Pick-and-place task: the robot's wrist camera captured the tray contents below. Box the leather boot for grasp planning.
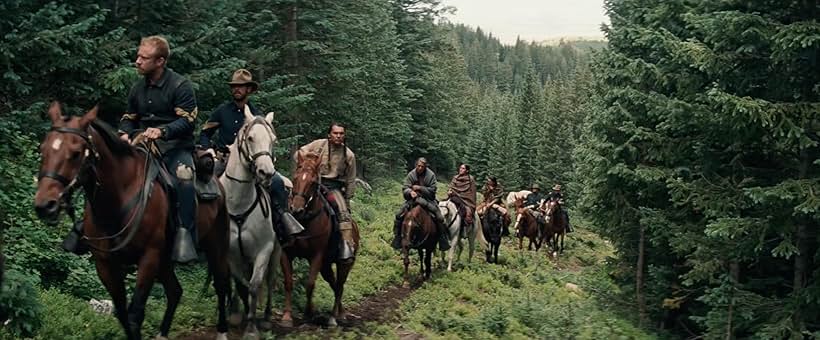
[391,217,402,250]
[436,218,451,251]
[61,220,89,255]
[338,222,355,261]
[172,227,198,263]
[274,207,306,246]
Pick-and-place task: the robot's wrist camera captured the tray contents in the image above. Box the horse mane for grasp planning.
[89,120,136,156]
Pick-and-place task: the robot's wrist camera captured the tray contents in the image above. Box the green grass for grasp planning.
[2,180,657,339]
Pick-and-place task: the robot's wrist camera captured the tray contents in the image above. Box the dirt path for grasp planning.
[179,283,417,339]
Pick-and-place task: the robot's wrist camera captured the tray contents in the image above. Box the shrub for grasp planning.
[0,269,43,338]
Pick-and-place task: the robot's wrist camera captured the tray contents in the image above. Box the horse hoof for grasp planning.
[259,319,273,331]
[216,332,228,340]
[229,313,243,327]
[327,316,338,328]
[242,324,259,340]
[280,318,294,328]
[402,281,410,288]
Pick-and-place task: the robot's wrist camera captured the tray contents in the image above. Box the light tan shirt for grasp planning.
[298,138,357,198]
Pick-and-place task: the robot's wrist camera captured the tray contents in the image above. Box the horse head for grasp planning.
[290,151,320,214]
[34,101,98,224]
[233,110,277,186]
[544,199,561,223]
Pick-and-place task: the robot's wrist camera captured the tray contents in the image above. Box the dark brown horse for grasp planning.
[540,199,566,257]
[513,197,542,251]
[33,103,230,340]
[480,205,504,263]
[282,151,360,327]
[401,204,438,287]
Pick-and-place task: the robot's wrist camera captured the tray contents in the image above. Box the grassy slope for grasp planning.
[7,180,655,339]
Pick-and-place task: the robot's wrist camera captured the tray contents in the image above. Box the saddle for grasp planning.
[193,149,221,201]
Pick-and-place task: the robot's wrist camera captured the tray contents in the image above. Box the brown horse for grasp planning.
[513,197,542,251]
[540,199,566,257]
[283,151,360,327]
[401,204,438,287]
[33,103,230,340]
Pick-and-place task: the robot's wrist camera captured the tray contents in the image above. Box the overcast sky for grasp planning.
[441,0,609,44]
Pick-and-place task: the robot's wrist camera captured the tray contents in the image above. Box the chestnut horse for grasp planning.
[283,151,360,327]
[401,204,438,286]
[33,103,230,340]
[513,197,542,251]
[540,199,566,257]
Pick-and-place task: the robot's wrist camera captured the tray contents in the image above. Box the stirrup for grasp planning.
[172,228,198,263]
[338,240,356,260]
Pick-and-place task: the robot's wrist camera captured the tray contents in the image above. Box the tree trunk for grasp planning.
[726,261,739,340]
[636,223,647,326]
[284,4,299,71]
[791,149,810,332]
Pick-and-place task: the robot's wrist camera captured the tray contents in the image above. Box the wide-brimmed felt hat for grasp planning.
[530,183,541,190]
[553,184,562,191]
[227,69,259,90]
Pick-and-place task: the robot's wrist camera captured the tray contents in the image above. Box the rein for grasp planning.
[223,117,276,183]
[41,125,154,253]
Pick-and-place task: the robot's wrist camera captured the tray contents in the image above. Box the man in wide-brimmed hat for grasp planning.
[199,68,305,245]
[200,69,260,159]
[524,183,546,210]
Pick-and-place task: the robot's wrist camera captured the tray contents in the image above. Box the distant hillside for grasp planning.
[540,37,608,51]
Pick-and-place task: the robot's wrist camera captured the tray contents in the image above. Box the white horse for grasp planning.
[219,107,280,339]
[439,200,486,272]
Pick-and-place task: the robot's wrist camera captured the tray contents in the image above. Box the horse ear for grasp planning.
[265,112,274,125]
[80,105,99,126]
[243,105,254,123]
[47,101,63,124]
[295,150,303,163]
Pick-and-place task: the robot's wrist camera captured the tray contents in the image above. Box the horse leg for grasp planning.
[447,242,455,272]
[402,248,411,288]
[320,263,340,327]
[230,277,249,326]
[304,254,323,321]
[95,260,131,339]
[418,248,426,280]
[335,261,354,321]
[204,241,231,338]
[280,256,295,327]
[128,250,161,340]
[245,244,274,338]
[260,258,278,331]
[155,262,182,339]
[467,225,475,263]
[424,247,433,279]
[560,232,565,254]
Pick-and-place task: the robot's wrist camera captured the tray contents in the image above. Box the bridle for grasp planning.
[290,162,323,221]
[38,126,100,221]
[224,117,276,183]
